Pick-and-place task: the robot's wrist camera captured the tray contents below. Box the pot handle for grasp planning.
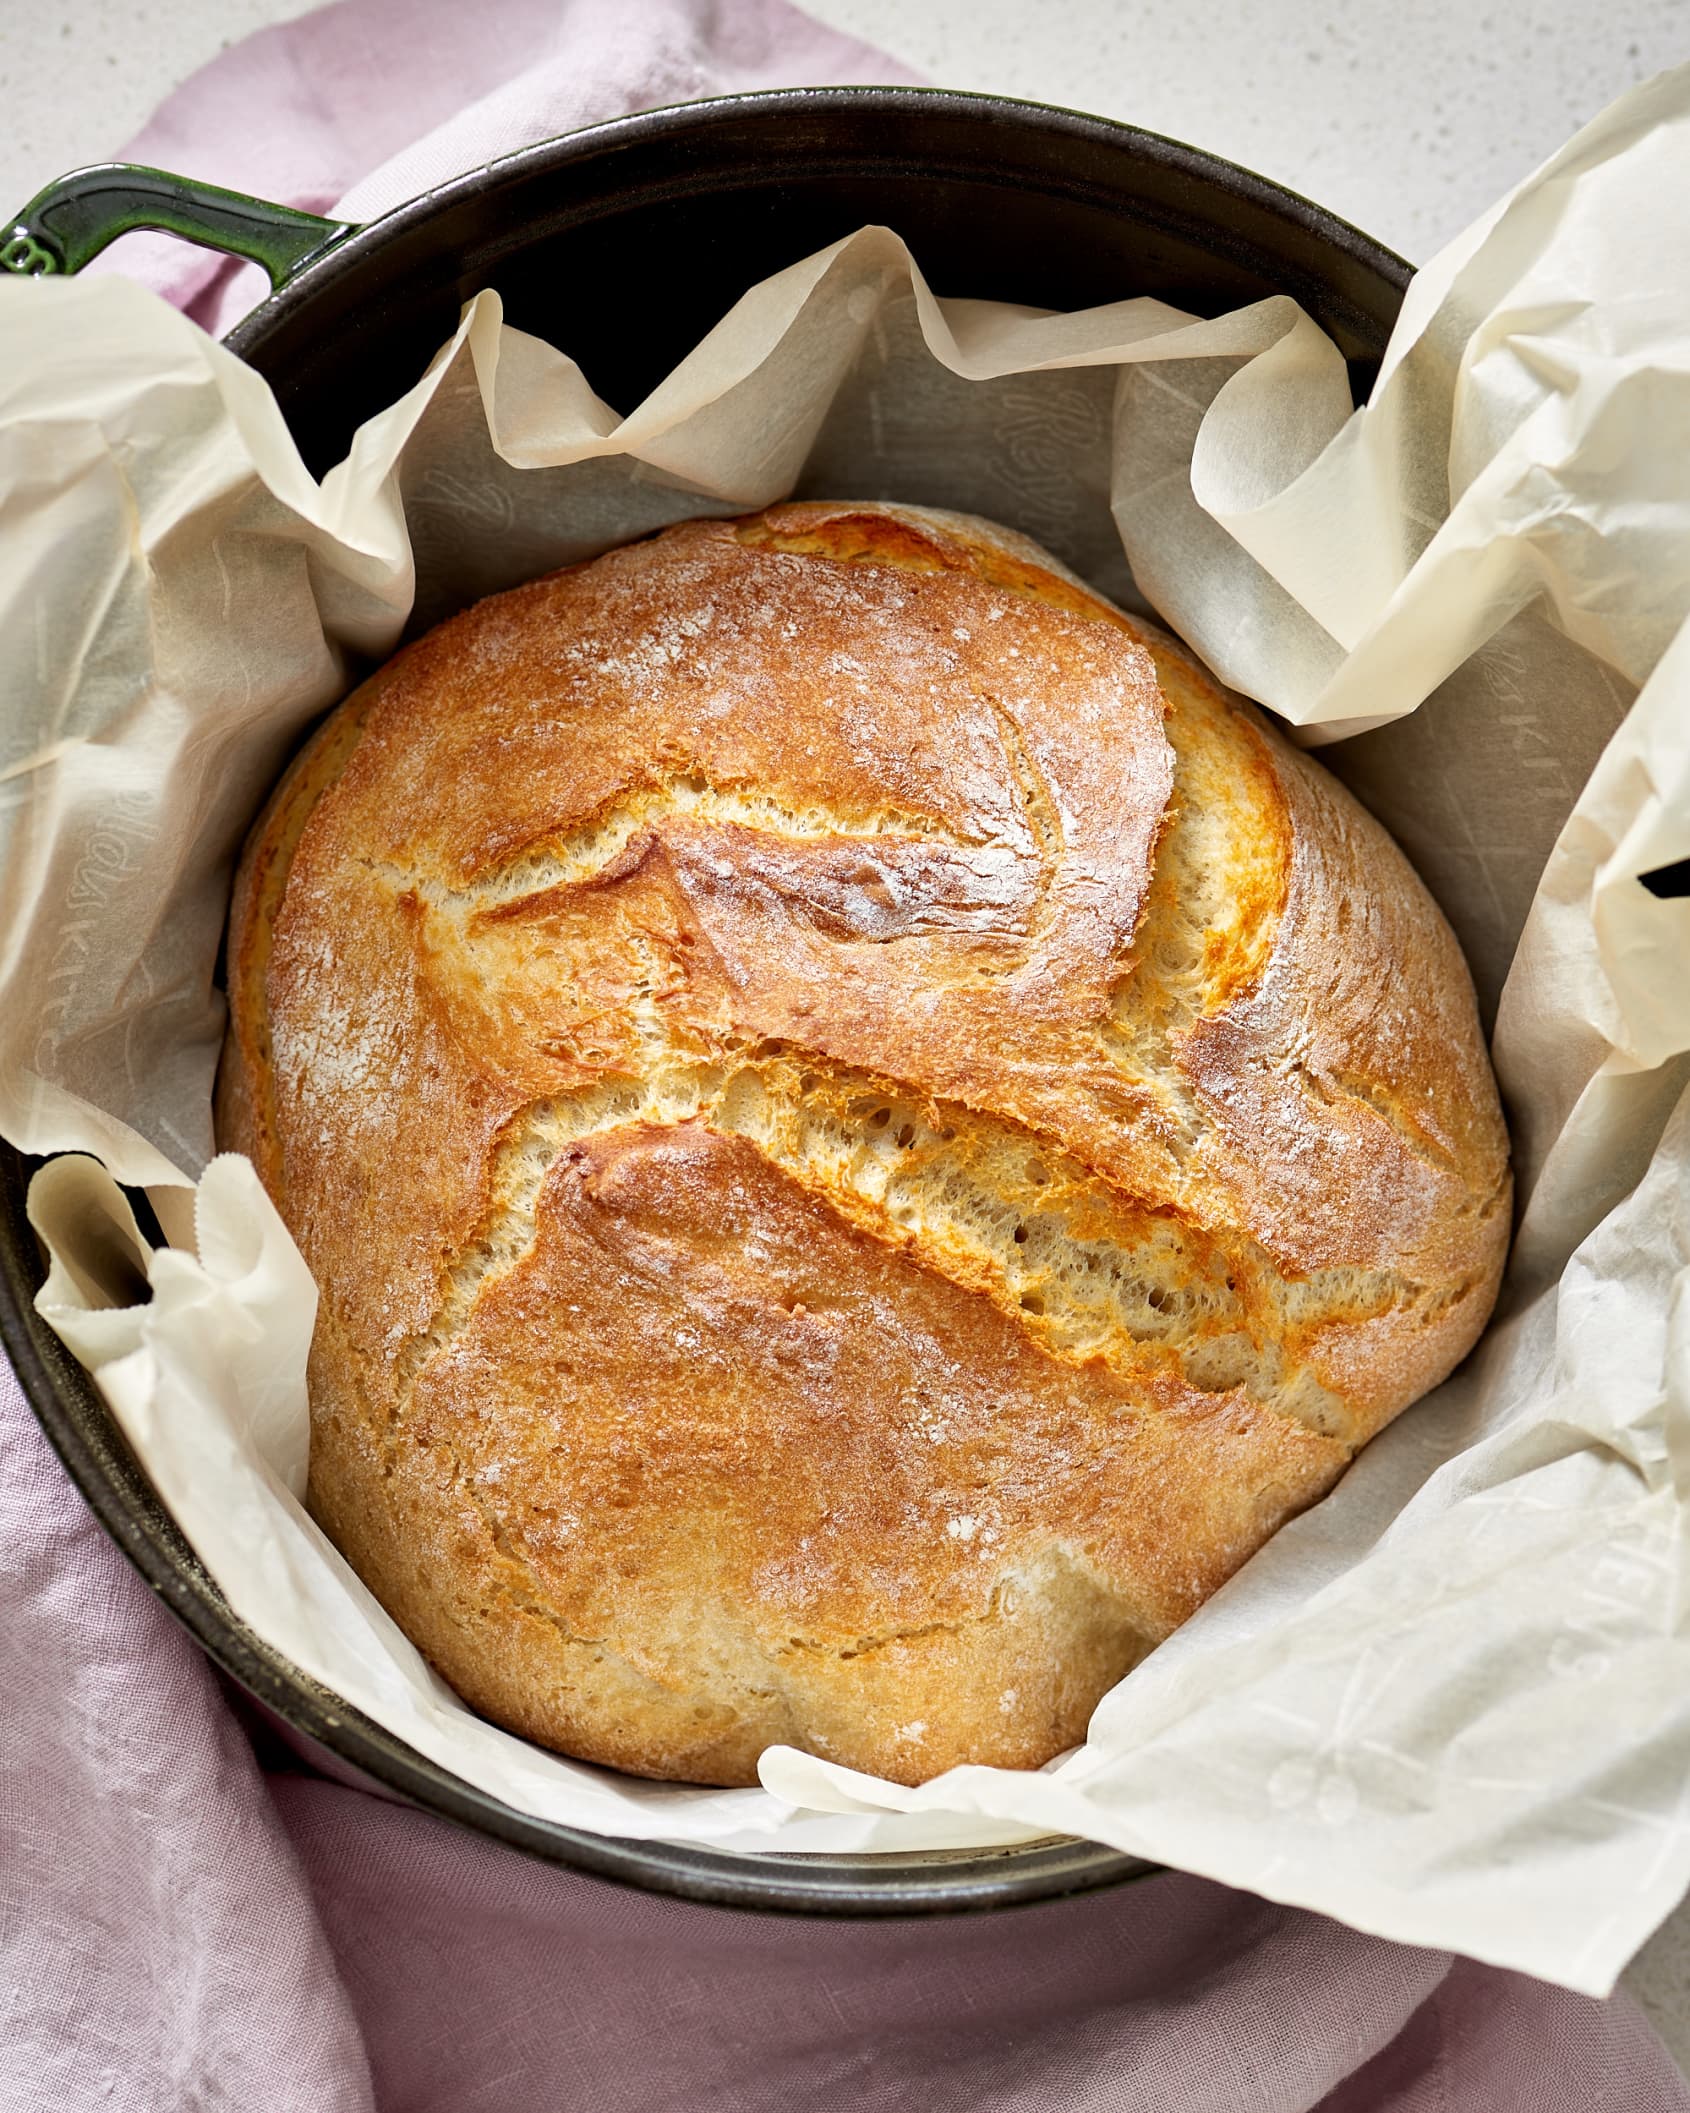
[1,163,356,287]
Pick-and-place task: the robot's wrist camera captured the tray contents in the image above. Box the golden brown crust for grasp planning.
[220,500,1511,1786]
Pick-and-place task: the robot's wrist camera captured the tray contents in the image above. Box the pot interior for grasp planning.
[229,89,1407,476]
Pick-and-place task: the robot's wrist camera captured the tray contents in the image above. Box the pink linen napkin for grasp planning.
[4,3,1687,2106]
[6,1356,1686,2113]
[90,0,924,334]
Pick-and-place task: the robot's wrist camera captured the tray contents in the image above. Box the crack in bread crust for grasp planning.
[392,1037,1424,1454]
[429,769,974,912]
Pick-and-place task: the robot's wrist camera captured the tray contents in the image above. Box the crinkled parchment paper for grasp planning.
[5,68,1690,1992]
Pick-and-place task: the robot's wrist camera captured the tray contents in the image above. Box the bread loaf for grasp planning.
[217,501,1511,1787]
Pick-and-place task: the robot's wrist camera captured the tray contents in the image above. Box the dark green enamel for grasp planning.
[1,162,355,285]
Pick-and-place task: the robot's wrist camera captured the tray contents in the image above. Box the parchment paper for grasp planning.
[4,67,1690,1991]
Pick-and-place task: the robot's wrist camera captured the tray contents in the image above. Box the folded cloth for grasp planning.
[6,1,1688,2105]
[89,0,924,333]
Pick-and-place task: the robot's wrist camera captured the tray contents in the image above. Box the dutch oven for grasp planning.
[0,86,1410,1914]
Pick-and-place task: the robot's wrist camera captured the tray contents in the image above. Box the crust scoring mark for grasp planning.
[389,1016,1445,1463]
[429,769,978,914]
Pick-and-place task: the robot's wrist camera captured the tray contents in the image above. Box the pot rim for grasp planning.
[226,84,1411,366]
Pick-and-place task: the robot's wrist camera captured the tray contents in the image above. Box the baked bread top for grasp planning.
[218,501,1511,1787]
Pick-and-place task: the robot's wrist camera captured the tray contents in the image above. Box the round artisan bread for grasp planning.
[217,501,1511,1788]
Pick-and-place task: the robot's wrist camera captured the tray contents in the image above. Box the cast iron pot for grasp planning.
[0,87,1411,1915]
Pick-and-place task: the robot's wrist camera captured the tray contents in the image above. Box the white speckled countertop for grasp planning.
[3,0,1682,260]
[4,0,1688,2069]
